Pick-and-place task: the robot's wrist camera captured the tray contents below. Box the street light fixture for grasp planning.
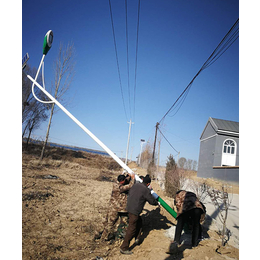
[139,139,145,166]
[43,30,53,55]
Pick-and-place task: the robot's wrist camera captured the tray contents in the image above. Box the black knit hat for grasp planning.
[143,175,151,184]
[117,174,126,182]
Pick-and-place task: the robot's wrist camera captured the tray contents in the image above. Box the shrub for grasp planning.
[165,155,184,198]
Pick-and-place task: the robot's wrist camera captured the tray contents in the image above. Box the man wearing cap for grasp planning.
[96,173,135,241]
[120,175,159,255]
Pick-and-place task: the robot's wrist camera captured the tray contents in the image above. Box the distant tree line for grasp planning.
[178,156,198,171]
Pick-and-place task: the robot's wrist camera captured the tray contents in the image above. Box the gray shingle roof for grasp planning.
[210,117,239,133]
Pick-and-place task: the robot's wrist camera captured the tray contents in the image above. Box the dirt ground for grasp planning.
[22,143,239,259]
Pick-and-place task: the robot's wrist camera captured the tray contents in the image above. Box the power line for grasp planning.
[158,127,179,154]
[108,0,128,120]
[125,0,132,118]
[133,0,141,122]
[159,18,239,124]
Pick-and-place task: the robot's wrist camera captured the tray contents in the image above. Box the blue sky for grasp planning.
[22,0,239,166]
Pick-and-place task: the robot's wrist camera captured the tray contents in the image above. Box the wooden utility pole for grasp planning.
[157,139,161,173]
[152,122,160,163]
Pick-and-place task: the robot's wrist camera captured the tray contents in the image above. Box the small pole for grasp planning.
[125,119,134,165]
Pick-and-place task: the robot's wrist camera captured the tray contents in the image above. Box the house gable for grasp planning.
[197,117,239,183]
[200,120,217,141]
[200,117,239,140]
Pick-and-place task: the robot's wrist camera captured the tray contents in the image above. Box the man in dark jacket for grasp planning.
[120,175,159,255]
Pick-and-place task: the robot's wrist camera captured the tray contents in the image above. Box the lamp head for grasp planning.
[43,30,53,55]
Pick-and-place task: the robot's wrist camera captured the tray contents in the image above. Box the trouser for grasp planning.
[120,213,142,251]
[101,211,129,240]
[174,208,202,247]
[115,212,129,239]
[101,209,119,240]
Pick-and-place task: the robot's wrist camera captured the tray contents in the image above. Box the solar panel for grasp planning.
[22,53,29,69]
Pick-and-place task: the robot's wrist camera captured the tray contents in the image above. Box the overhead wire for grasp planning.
[131,0,141,155]
[125,0,132,119]
[158,127,179,154]
[133,0,141,123]
[158,18,239,124]
[108,0,142,156]
[108,0,128,121]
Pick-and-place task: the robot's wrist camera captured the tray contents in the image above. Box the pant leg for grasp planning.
[101,209,119,240]
[120,213,139,251]
[135,216,142,240]
[174,214,186,244]
[190,208,202,247]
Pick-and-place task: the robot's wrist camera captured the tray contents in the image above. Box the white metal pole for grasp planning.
[139,140,144,166]
[125,119,133,165]
[33,55,45,86]
[27,75,139,177]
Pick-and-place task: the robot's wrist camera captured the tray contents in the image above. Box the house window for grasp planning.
[222,139,236,166]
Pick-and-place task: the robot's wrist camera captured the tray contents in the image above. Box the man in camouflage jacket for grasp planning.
[99,173,135,241]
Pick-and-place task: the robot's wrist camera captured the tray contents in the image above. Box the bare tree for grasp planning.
[22,65,49,145]
[139,142,153,169]
[40,42,75,160]
[189,179,208,202]
[207,184,233,246]
[178,157,187,169]
[192,160,198,171]
[186,159,193,170]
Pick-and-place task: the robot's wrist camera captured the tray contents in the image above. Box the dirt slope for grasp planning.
[22,144,238,259]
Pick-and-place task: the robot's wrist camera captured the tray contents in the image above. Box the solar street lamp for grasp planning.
[23,30,178,220]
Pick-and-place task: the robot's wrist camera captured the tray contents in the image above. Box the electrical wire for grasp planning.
[158,127,179,154]
[159,18,239,124]
[125,0,132,118]
[108,0,129,121]
[133,0,141,123]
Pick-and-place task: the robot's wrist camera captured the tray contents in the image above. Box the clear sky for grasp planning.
[22,0,239,166]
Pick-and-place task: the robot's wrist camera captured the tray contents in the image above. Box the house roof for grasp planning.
[200,117,239,139]
[210,117,239,133]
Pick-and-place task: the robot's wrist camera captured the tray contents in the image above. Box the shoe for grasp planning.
[135,238,142,245]
[166,241,180,254]
[105,233,115,241]
[120,249,133,255]
[94,231,102,240]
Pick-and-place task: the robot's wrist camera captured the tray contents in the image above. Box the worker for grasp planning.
[94,173,135,241]
[120,175,159,255]
[170,190,206,253]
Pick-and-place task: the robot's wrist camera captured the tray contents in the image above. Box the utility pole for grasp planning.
[152,122,160,163]
[125,119,134,165]
[157,139,161,176]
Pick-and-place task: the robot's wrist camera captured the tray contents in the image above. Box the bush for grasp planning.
[147,161,156,179]
[165,155,184,198]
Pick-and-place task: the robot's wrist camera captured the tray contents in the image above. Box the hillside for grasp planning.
[22,143,238,259]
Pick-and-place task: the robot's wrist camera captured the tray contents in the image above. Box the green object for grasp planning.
[158,196,177,219]
[43,30,53,55]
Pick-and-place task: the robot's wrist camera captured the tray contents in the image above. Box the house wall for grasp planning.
[197,126,239,183]
[212,168,239,183]
[197,135,216,179]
